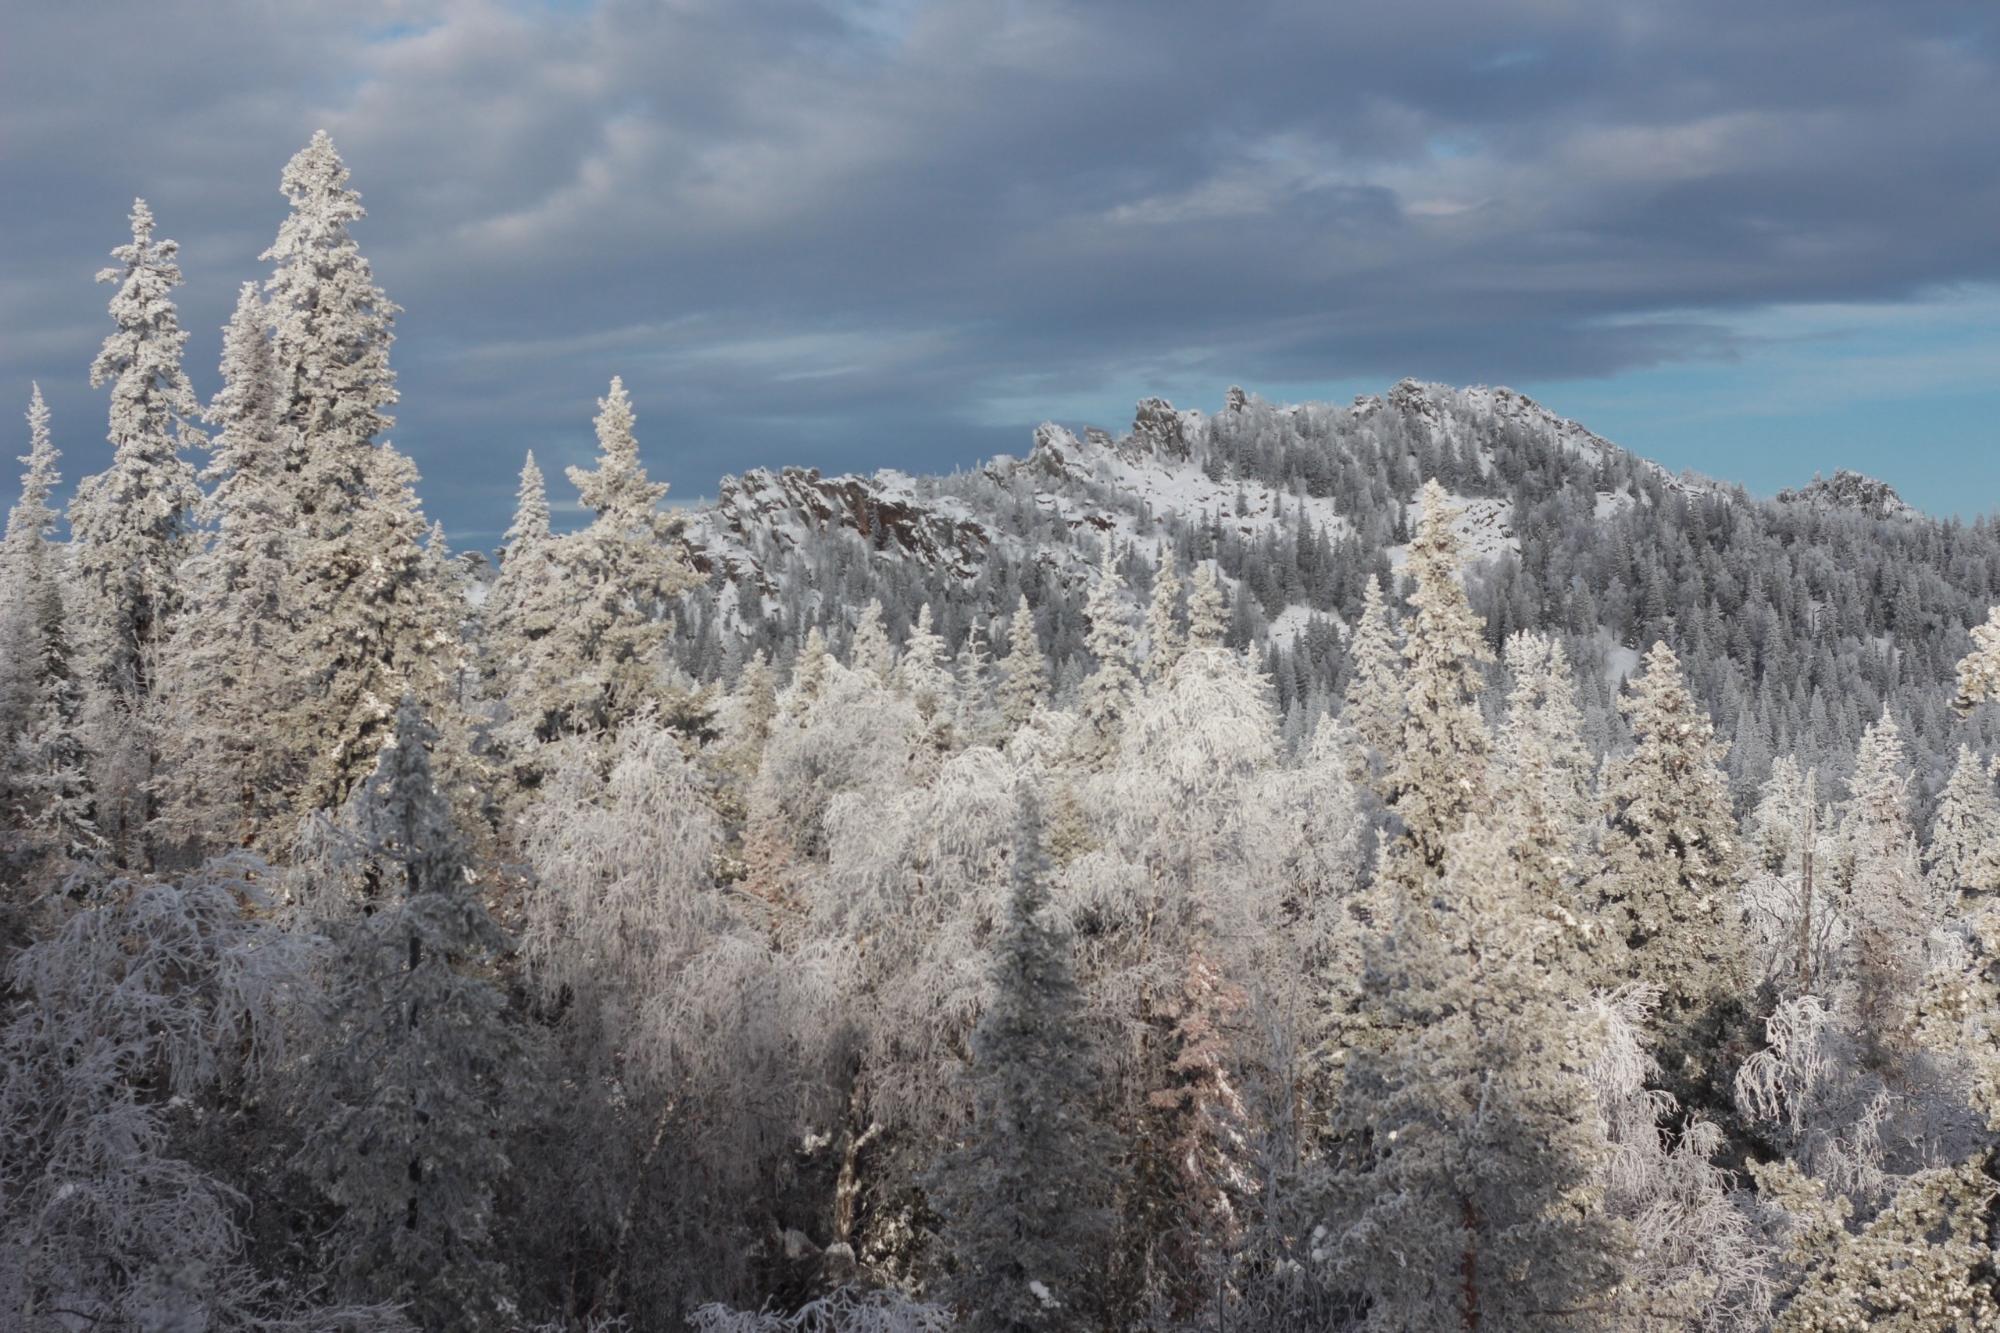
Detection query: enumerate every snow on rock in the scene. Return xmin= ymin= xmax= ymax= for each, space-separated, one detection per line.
xmin=1776 ymin=468 xmax=1919 ymax=521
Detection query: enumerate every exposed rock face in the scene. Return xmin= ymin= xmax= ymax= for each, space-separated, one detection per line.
xmin=1123 ymin=396 xmax=1195 ymax=462
xmin=683 ymin=465 xmax=992 ymax=594
xmin=1777 ymin=468 xmax=1918 ymax=520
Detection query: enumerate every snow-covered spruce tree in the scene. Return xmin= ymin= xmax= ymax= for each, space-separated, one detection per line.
xmin=896 ymin=603 xmax=954 ymax=723
xmin=1340 ymin=572 xmax=1402 ymax=795
xmin=7 ymin=575 xmax=99 ymax=870
xmin=0 ymin=384 xmax=62 ymax=738
xmin=1926 ymin=744 xmax=2000 ymax=907
xmin=732 ymin=649 xmax=780 ymax=765
xmin=1596 ymin=640 xmax=1749 ymax=1059
xmin=488 ymin=455 xmax=559 ymax=689
xmin=155 ymin=282 xmax=303 ymax=853
xmin=1187 ymin=560 xmax=1227 ymax=650
xmin=307 ymin=441 xmax=467 ymax=813
xmin=1322 ymin=804 xmax=1625 ymax=1331
xmin=530 ymin=377 xmax=699 ymax=742
xmin=68 ymin=199 xmax=202 ymax=861
xmin=1493 ymin=631 xmax=1596 ymax=974
xmin=1143 ymin=544 xmax=1185 ymax=680
xmin=1836 ymin=708 xmax=1936 ymax=1065
xmin=1954 ymin=604 xmax=2000 ymax=714
xmin=292 ymin=699 xmax=523 ymax=1328
xmin=850 ymin=597 xmax=895 ymax=685
xmin=952 ymin=625 xmax=998 ymax=746
xmin=1378 ymin=480 xmax=1491 ymax=896
xmin=997 ymin=594 xmax=1047 ymax=731
xmin=927 ymin=790 xmax=1118 ymax=1333
xmin=0 ymin=387 xmax=99 ymax=871
xmin=1074 ymin=550 xmax=1138 ymax=768
xmin=260 ymin=132 xmax=460 ymax=810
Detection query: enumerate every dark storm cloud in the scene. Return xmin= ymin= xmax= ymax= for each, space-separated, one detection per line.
xmin=4 ymin=0 xmax=1997 ymax=536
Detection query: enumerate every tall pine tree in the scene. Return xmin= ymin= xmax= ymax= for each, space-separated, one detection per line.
xmin=928 ymin=790 xmax=1118 ymax=1332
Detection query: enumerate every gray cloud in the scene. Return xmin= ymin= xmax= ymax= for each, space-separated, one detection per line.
xmin=4 ymin=0 xmax=1997 ymax=537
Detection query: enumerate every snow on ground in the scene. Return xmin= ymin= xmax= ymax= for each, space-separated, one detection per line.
xmin=1386 ymin=494 xmax=1517 ymax=571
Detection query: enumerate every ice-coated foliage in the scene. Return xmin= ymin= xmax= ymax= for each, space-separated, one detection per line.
xmin=1323 ymin=804 xmax=1624 ymax=1332
xmin=156 ymin=282 xmax=305 ymax=851
xmin=536 ymin=378 xmax=699 ymax=737
xmin=0 ymin=858 xmax=404 ymax=1331
xmin=1074 ymin=551 xmax=1138 ymax=767
xmin=926 ymin=792 xmax=1118 ymax=1332
xmin=1925 ymin=743 xmax=2000 ymax=904
xmin=1143 ymin=543 xmax=1185 ymax=679
xmin=1378 ymin=480 xmax=1492 ymax=893
xmin=1755 ymin=1158 xmax=2000 ymax=1331
xmin=996 ymin=593 xmax=1047 ymax=730
xmin=291 ymin=700 xmax=523 ymax=1327
xmin=1340 ymin=572 xmax=1402 ymax=793
xmin=18 ymin=132 xmax=2000 ymax=1328
xmin=1597 ymin=641 xmax=1747 ymax=1038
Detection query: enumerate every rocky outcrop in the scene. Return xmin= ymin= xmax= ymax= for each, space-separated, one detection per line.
xmin=1776 ymin=469 xmax=1918 ymax=520
xmin=684 ymin=465 xmax=994 ymax=595
xmin=1122 ymin=396 xmax=1196 ymax=462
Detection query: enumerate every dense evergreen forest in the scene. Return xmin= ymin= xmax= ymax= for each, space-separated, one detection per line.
xmin=8 ymin=132 xmax=2000 ymax=1332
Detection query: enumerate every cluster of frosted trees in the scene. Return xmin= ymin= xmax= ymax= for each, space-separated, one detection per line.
xmin=7 ymin=134 xmax=2000 ymax=1332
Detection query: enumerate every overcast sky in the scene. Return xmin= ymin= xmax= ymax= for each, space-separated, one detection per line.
xmin=4 ymin=0 xmax=1998 ymax=541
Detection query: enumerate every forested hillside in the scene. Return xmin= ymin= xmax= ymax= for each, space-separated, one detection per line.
xmin=7 ymin=133 xmax=2000 ymax=1333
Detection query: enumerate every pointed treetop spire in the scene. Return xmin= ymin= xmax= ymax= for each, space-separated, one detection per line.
xmin=567 ymin=376 xmax=669 ymax=525
xmin=507 ymin=450 xmax=551 ymax=549
xmin=9 ymin=384 xmax=61 ymax=546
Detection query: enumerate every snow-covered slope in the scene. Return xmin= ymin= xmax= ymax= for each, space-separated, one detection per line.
xmin=672 ymin=378 xmax=1724 ymax=661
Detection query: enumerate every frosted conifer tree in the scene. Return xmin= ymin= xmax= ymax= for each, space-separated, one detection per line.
xmin=1597 ymin=641 xmax=1747 ymax=1049
xmin=0 ymin=387 xmax=98 ymax=865
xmin=156 ymin=283 xmax=303 ymax=850
xmin=787 ymin=626 xmax=832 ymax=716
xmin=69 ymin=200 xmax=202 ymax=859
xmin=8 ymin=577 xmax=98 ymax=866
xmin=489 ymin=452 xmax=559 ymax=641
xmin=294 ymin=699 xmax=522 ymax=1327
xmin=896 ymin=603 xmax=953 ymax=720
xmin=489 ymin=452 xmax=568 ymax=776
xmin=259 ymin=132 xmax=455 ymax=808
xmin=952 ymin=624 xmax=997 ymax=744
xmin=0 ymin=386 xmax=63 ymax=737
xmin=1186 ymin=560 xmax=1227 ymax=649
xmin=1925 ymin=744 xmax=2000 ymax=906
xmin=997 ymin=595 xmax=1047 ymax=731
xmin=849 ymin=598 xmax=895 ymax=684
xmin=301 ymin=441 xmax=465 ymax=809
xmin=1953 ymin=604 xmax=2000 ymax=714
xmin=1837 ymin=708 xmax=1935 ymax=1061
xmin=1075 ymin=551 xmax=1138 ymax=767
xmin=1324 ymin=805 xmax=1624 ymax=1331
xmin=1340 ymin=572 xmax=1403 ymax=793
xmin=1379 ymin=481 xmax=1491 ymax=893
xmin=1493 ymin=632 xmax=1595 ymax=929
xmin=516 ymin=378 xmax=697 ymax=743
xmin=1144 ymin=544 xmax=1185 ymax=679
xmin=734 ymin=650 xmax=779 ymax=760
xmin=551 ymin=378 xmax=697 ymax=736
xmin=928 ymin=791 xmax=1117 ymax=1332
xmin=1755 ymin=1159 xmax=1999 ymax=1331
